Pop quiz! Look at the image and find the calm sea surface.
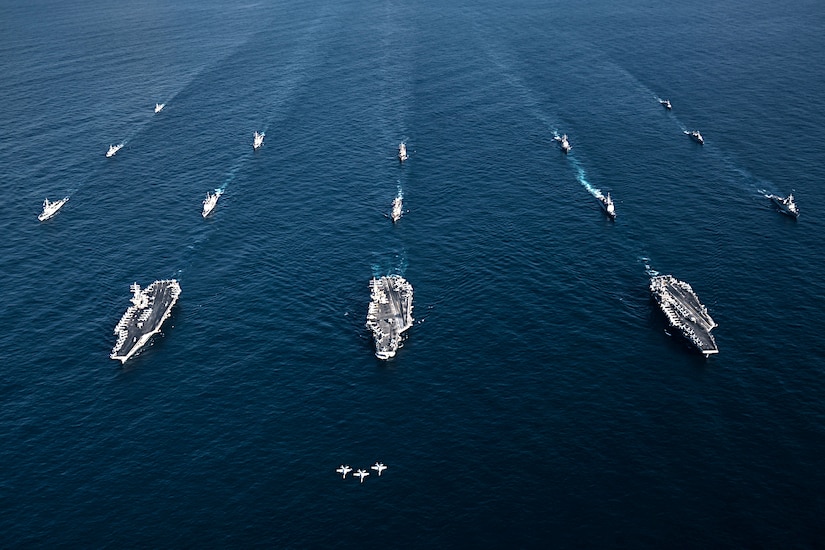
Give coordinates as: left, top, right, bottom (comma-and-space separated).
1, 0, 824, 546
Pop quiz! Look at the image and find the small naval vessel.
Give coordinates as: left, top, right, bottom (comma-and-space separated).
366, 275, 414, 359
650, 274, 718, 356
685, 130, 704, 145
768, 192, 799, 218
110, 279, 181, 364
391, 196, 403, 223
253, 131, 265, 150
598, 192, 616, 219
398, 142, 408, 162
38, 197, 69, 221
154, 103, 165, 113
202, 189, 223, 218
106, 143, 124, 157
554, 133, 572, 153
659, 98, 672, 110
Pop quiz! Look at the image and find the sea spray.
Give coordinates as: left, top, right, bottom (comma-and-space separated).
573, 163, 603, 199
640, 256, 660, 277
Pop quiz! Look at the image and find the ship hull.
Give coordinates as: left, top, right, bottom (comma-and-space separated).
111, 280, 181, 364
366, 276, 414, 360
599, 200, 616, 219
650, 275, 718, 357
770, 196, 799, 218
38, 199, 68, 222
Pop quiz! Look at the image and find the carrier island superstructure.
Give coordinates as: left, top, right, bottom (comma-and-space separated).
650, 274, 718, 356
366, 275, 414, 359
110, 279, 181, 363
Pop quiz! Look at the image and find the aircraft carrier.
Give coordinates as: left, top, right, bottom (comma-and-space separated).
110, 279, 181, 364
650, 274, 718, 356
366, 275, 414, 359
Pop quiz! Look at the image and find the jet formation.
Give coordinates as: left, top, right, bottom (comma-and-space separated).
336, 462, 388, 484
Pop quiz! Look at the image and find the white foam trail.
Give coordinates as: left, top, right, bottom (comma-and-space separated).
731, 166, 779, 195
370, 247, 408, 279
218, 170, 238, 194
550, 128, 604, 199
397, 247, 409, 277
639, 256, 659, 277
572, 162, 603, 199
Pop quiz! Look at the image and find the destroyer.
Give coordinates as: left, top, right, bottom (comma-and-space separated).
598, 192, 616, 219
38, 197, 69, 221
650, 274, 718, 356
685, 130, 704, 145
554, 133, 572, 153
365, 275, 414, 359
398, 142, 408, 162
768, 192, 799, 218
253, 131, 265, 150
110, 279, 181, 364
202, 189, 223, 218
391, 196, 403, 223
106, 143, 124, 157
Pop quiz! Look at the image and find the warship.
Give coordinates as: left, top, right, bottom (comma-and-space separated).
365, 275, 414, 359
253, 131, 265, 150
38, 197, 69, 221
767, 193, 799, 218
106, 143, 124, 157
391, 196, 403, 223
110, 279, 181, 364
202, 189, 223, 218
554, 133, 571, 153
598, 192, 616, 219
650, 275, 718, 356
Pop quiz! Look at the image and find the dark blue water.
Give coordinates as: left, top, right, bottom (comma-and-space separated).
2, 0, 824, 546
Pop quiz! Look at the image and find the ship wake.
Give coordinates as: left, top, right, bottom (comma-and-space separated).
573, 162, 604, 200
371, 247, 408, 279
640, 256, 659, 277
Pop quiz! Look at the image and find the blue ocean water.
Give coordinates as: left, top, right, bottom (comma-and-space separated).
2, 0, 824, 546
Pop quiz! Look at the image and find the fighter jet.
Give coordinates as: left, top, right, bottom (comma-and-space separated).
353, 469, 370, 484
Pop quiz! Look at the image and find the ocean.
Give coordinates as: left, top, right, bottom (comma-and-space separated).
1, 0, 824, 546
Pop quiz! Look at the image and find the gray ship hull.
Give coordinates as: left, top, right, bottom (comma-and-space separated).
650, 275, 718, 356
366, 275, 414, 359
111, 280, 181, 364
769, 195, 799, 218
